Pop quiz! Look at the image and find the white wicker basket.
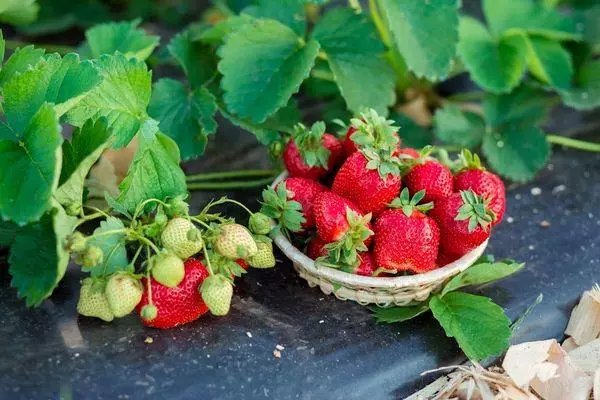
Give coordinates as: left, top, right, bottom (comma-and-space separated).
271, 172, 488, 307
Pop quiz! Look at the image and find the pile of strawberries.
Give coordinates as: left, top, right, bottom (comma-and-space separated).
262, 110, 506, 276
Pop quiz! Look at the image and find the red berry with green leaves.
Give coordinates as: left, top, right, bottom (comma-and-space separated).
283, 122, 343, 180
404, 156, 453, 204
353, 252, 376, 276
373, 189, 440, 274
342, 110, 401, 157
137, 258, 209, 329
430, 190, 495, 259
453, 150, 505, 225
396, 147, 420, 159
306, 236, 328, 260
333, 151, 402, 216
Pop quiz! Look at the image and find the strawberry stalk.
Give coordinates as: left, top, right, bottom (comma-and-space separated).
187, 176, 274, 190
546, 134, 600, 152
185, 169, 277, 182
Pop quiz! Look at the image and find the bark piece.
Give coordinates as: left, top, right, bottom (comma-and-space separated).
565, 288, 600, 346
569, 338, 600, 376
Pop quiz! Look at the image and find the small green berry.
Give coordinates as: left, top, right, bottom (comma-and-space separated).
140, 304, 158, 321
249, 213, 274, 235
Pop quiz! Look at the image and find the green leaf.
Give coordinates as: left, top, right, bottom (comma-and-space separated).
85, 217, 129, 276
3, 53, 101, 132
0, 30, 5, 65
0, 104, 62, 225
0, 0, 39, 25
457, 17, 528, 93
575, 5, 600, 45
219, 99, 301, 145
371, 303, 430, 323
84, 19, 159, 61
433, 104, 485, 148
442, 261, 525, 296
65, 53, 152, 148
0, 220, 19, 247
218, 19, 319, 123
195, 15, 253, 44
0, 45, 45, 88
482, 126, 550, 182
148, 78, 218, 161
9, 204, 77, 307
388, 111, 433, 148
525, 36, 572, 89
483, 85, 551, 129
429, 292, 512, 360
168, 30, 217, 89
379, 0, 459, 80
243, 0, 306, 37
483, 0, 583, 41
116, 133, 187, 213
311, 8, 395, 116
55, 118, 111, 214
560, 60, 600, 110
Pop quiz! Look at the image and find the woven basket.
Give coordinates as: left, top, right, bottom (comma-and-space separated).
271, 172, 488, 307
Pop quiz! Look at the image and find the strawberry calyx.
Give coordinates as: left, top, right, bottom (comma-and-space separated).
457, 149, 485, 171
455, 189, 497, 232
259, 183, 306, 237
292, 121, 331, 168
318, 207, 373, 268
350, 108, 399, 151
388, 188, 434, 217
205, 249, 247, 281
361, 146, 404, 180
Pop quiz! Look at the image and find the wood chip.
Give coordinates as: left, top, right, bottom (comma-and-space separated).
275, 344, 284, 351
397, 93, 432, 127
565, 289, 600, 346
561, 336, 579, 352
539, 220, 551, 228
273, 350, 281, 359
568, 338, 600, 376
594, 369, 600, 400
503, 339, 593, 400
144, 337, 153, 344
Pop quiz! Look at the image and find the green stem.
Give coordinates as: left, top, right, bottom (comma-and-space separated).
187, 177, 274, 191
202, 242, 215, 276
210, 198, 254, 216
74, 212, 104, 228
310, 69, 336, 82
189, 216, 214, 231
135, 234, 161, 254
186, 169, 276, 182
369, 0, 391, 47
132, 198, 169, 222
4, 39, 75, 55
547, 135, 600, 152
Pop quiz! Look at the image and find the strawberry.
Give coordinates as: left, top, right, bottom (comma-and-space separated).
342, 109, 400, 157
404, 153, 453, 204
306, 236, 328, 260
260, 178, 326, 233
150, 251, 185, 288
236, 259, 249, 270
105, 273, 143, 317
161, 218, 203, 260
283, 121, 343, 180
248, 212, 274, 235
453, 150, 505, 225
332, 151, 402, 215
77, 278, 114, 322
373, 189, 440, 274
354, 252, 376, 276
200, 274, 234, 316
248, 236, 276, 269
214, 223, 257, 260
313, 191, 374, 268
430, 190, 495, 259
137, 258, 209, 329
396, 147, 420, 159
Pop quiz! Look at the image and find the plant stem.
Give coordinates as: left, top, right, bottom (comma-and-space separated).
74, 212, 105, 228
186, 169, 276, 182
310, 69, 336, 82
189, 216, 213, 231
202, 242, 215, 276
369, 0, 391, 47
187, 177, 274, 191
134, 234, 161, 254
4, 39, 75, 55
547, 135, 600, 152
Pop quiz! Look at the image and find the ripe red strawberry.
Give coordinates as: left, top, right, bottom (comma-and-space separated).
313, 191, 372, 243
260, 178, 326, 235
373, 189, 440, 274
342, 109, 400, 157
454, 150, 505, 225
430, 190, 495, 259
333, 152, 402, 215
396, 147, 420, 159
306, 236, 328, 260
283, 122, 343, 180
404, 157, 453, 204
354, 252, 376, 276
137, 258, 209, 329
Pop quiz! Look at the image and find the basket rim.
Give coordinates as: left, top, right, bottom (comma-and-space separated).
271, 172, 489, 289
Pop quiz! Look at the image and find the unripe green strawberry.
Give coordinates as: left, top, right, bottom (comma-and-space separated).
161, 218, 203, 259
77, 279, 114, 322
200, 274, 233, 316
151, 251, 185, 287
82, 246, 104, 268
65, 232, 87, 253
167, 197, 190, 218
105, 273, 143, 317
214, 223, 257, 260
248, 236, 276, 269
140, 304, 157, 321
249, 213, 273, 235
